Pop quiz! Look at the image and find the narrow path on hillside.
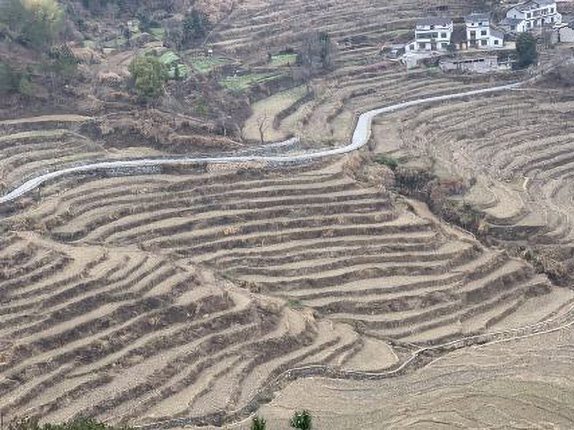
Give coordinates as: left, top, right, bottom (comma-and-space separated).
0, 82, 522, 205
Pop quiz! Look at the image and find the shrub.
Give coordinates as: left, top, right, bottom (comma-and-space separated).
128, 55, 169, 101
374, 154, 399, 170
251, 416, 267, 430
515, 32, 537, 69
290, 410, 312, 430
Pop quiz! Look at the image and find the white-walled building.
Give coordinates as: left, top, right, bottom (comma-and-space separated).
465, 13, 505, 48
406, 17, 453, 52
501, 0, 561, 32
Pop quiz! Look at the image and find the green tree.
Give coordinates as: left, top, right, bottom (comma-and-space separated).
0, 0, 63, 48
183, 9, 207, 44
516, 32, 538, 69
21, 0, 63, 47
128, 55, 169, 101
251, 416, 267, 430
290, 410, 312, 430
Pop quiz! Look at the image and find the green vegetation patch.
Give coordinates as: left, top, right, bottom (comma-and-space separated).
190, 55, 227, 73
167, 63, 189, 80
270, 53, 297, 66
159, 50, 180, 65
149, 26, 166, 40
158, 51, 188, 79
374, 154, 399, 170
220, 72, 283, 92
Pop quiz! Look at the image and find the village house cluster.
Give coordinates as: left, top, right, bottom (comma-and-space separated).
405, 0, 562, 56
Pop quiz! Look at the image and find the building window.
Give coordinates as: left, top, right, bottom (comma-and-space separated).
511, 25, 516, 30
481, 30, 487, 36
410, 44, 415, 50
442, 42, 448, 48
441, 32, 447, 38
478, 22, 483, 26
527, 13, 531, 18
494, 39, 499, 45
419, 42, 426, 49
527, 22, 532, 28
481, 39, 487, 46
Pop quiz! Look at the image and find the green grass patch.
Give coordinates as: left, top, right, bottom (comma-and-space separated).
220, 72, 283, 92
167, 63, 189, 80
374, 154, 399, 170
159, 50, 180, 65
270, 53, 297, 66
149, 26, 166, 40
190, 55, 227, 73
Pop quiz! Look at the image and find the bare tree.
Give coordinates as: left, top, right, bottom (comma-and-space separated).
257, 113, 269, 144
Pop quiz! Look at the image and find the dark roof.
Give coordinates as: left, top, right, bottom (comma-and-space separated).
491, 28, 505, 39
416, 17, 452, 27
465, 13, 490, 23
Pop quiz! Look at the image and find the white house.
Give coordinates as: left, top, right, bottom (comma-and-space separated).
499, 18, 528, 33
465, 13, 505, 48
406, 17, 453, 52
502, 0, 562, 32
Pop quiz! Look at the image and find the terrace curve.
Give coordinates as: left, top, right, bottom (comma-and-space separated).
0, 83, 521, 206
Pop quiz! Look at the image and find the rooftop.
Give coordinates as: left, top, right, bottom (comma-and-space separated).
465, 13, 491, 23
491, 28, 505, 39
416, 17, 453, 27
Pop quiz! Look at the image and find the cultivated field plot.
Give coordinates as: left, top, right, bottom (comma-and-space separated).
373, 88, 574, 273
2, 150, 573, 426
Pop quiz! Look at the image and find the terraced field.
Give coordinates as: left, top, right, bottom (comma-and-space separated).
373, 87, 574, 277
2, 0, 574, 427
0, 229, 365, 426
2, 124, 573, 426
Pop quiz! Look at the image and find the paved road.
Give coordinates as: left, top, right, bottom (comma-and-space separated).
0, 82, 522, 205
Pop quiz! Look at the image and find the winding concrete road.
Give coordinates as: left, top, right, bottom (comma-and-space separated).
0, 82, 522, 205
